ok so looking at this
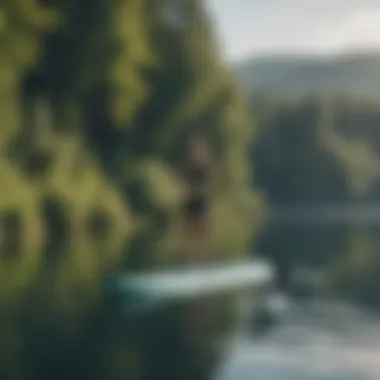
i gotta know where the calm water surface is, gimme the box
[216,297,380,380]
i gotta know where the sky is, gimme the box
[206,0,380,62]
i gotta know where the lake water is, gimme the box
[215,297,380,380]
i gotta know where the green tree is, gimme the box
[252,97,350,287]
[0,1,260,379]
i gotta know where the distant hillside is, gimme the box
[235,51,380,97]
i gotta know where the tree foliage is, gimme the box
[0,1,259,379]
[250,94,380,299]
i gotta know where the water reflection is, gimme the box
[216,212,380,380]
[3,210,380,380]
[217,298,380,380]
[0,235,244,380]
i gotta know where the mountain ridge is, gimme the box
[235,50,380,97]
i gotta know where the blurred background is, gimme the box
[2,0,380,379]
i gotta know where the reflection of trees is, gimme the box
[252,99,350,290]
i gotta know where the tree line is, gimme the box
[0,1,259,379]
[250,94,380,303]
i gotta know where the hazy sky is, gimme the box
[206,0,380,61]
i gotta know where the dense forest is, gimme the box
[0,1,259,379]
[3,1,380,379]
[250,94,380,304]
